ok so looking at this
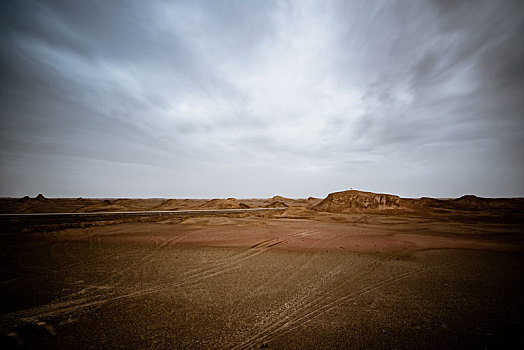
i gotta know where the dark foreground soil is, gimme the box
[1,216,523,349]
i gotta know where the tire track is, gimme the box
[233,260,455,349]
[240,230,343,304]
[179,229,317,280]
[0,231,193,327]
[231,248,422,349]
[265,262,456,346]
[252,247,419,331]
[103,230,337,305]
[0,229,313,327]
[163,229,320,290]
[71,231,191,298]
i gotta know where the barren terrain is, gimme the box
[1,191,523,349]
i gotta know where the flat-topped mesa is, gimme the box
[313,190,401,213]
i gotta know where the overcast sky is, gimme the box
[1,0,523,198]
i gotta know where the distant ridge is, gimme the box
[312,190,524,214]
[199,198,250,209]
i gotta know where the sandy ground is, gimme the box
[1,210,523,349]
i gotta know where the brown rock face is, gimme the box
[313,190,401,213]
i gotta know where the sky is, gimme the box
[1,0,523,199]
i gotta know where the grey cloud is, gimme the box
[0,0,523,198]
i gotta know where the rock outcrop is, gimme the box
[313,190,401,213]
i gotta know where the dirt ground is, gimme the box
[1,209,523,349]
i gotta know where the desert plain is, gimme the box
[0,190,523,349]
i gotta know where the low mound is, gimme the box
[11,195,48,213]
[199,198,250,209]
[313,190,401,213]
[112,198,133,205]
[16,196,31,202]
[413,195,524,211]
[16,195,46,203]
[265,201,288,208]
[73,202,129,213]
[451,195,524,210]
[11,197,39,213]
[452,195,497,208]
[155,199,183,210]
[270,195,289,202]
[418,197,443,206]
[74,198,95,205]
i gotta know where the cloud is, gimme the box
[1,0,523,198]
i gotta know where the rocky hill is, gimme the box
[313,190,402,213]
